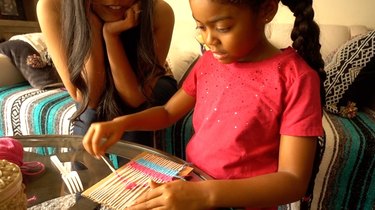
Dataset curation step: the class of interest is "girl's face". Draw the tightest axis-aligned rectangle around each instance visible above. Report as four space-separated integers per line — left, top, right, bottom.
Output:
190 0 267 63
91 0 138 22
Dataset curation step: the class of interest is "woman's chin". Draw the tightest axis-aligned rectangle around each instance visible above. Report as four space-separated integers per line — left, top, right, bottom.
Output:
102 16 123 22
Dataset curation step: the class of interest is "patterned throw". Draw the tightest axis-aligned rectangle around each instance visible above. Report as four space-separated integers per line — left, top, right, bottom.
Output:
310 109 375 210
0 83 75 136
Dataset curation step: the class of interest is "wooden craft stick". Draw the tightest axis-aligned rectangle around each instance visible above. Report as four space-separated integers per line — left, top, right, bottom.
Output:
82 152 193 209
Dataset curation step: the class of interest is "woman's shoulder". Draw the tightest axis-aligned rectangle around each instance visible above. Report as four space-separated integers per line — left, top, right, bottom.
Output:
154 0 173 13
153 0 174 27
36 0 61 31
37 0 60 13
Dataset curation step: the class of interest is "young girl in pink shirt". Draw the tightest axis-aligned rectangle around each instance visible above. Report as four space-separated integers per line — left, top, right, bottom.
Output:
83 0 325 209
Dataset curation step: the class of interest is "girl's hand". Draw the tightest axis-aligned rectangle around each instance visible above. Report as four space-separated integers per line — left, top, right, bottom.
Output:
103 2 141 36
82 120 124 158
127 180 209 210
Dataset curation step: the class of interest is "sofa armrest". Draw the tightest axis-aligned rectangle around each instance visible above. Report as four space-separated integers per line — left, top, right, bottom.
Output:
0 54 26 87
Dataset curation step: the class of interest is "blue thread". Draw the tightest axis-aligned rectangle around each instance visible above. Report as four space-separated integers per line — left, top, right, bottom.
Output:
136 158 179 177
109 154 119 169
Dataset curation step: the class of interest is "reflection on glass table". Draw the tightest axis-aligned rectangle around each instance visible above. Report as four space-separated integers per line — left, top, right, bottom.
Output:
14 135 211 209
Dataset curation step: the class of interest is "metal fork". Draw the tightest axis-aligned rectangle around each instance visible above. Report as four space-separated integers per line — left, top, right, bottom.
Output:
50 155 84 194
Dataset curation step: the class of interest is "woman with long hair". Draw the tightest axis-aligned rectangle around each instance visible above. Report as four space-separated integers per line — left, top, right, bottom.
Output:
37 0 177 146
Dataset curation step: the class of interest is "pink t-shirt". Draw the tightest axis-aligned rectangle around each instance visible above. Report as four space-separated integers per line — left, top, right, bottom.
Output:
182 48 323 181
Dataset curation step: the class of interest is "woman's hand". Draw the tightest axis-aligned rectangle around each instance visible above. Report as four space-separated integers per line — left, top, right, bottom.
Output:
127 180 209 210
82 119 125 158
89 8 104 36
103 2 141 36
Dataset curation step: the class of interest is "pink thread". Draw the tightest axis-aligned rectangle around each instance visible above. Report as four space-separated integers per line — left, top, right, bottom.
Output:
114 171 141 190
21 161 45 176
125 182 137 190
111 160 174 190
27 195 37 203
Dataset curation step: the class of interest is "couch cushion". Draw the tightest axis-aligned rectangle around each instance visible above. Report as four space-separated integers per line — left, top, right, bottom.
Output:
0 39 62 89
0 54 26 86
167 48 199 83
265 24 370 60
324 30 375 117
164 0 202 83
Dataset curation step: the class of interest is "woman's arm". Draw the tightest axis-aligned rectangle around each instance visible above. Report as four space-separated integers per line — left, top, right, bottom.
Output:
102 3 145 107
36 0 79 101
84 12 106 108
83 89 195 157
153 0 175 64
103 0 175 108
129 136 317 209
37 0 106 108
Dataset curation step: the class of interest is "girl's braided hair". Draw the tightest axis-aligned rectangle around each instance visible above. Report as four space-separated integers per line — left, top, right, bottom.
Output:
281 0 326 104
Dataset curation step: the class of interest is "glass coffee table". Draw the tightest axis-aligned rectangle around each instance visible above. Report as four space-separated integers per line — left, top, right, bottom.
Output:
13 135 211 209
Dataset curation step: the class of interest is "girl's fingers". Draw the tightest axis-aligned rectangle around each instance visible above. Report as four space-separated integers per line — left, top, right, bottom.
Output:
129 189 164 209
91 124 104 158
82 126 95 155
101 133 120 154
149 180 162 189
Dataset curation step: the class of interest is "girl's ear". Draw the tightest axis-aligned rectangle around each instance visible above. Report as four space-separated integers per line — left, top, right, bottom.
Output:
261 0 279 23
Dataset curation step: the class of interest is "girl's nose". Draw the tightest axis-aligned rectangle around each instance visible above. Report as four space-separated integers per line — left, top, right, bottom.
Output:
204 31 219 47
204 31 216 46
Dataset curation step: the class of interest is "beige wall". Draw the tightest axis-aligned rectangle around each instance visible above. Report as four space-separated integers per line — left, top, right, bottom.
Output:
273 0 375 29
166 0 374 29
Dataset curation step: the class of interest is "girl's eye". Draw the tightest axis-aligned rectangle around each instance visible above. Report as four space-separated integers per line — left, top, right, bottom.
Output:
195 25 205 31
216 27 230 33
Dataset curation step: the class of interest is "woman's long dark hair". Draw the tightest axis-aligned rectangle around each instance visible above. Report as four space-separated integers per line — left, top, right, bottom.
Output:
61 0 166 122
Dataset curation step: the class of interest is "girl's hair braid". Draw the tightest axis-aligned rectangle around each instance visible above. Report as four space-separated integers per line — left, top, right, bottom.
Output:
280 3 326 207
281 0 326 104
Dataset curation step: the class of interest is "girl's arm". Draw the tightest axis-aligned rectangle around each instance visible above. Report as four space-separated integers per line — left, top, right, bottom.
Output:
103 0 174 108
201 135 317 208
129 135 317 209
82 89 195 157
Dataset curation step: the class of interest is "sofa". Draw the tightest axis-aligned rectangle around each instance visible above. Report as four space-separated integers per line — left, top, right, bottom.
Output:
1 1 374 209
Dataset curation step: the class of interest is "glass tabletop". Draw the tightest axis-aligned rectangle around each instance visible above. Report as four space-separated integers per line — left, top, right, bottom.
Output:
13 135 211 209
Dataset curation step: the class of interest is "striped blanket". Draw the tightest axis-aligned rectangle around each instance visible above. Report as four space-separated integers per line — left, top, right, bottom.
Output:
0 83 75 136
311 109 375 210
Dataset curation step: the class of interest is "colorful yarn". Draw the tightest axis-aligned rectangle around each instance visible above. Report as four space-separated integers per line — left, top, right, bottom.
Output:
82 152 190 209
129 161 174 182
137 158 179 175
